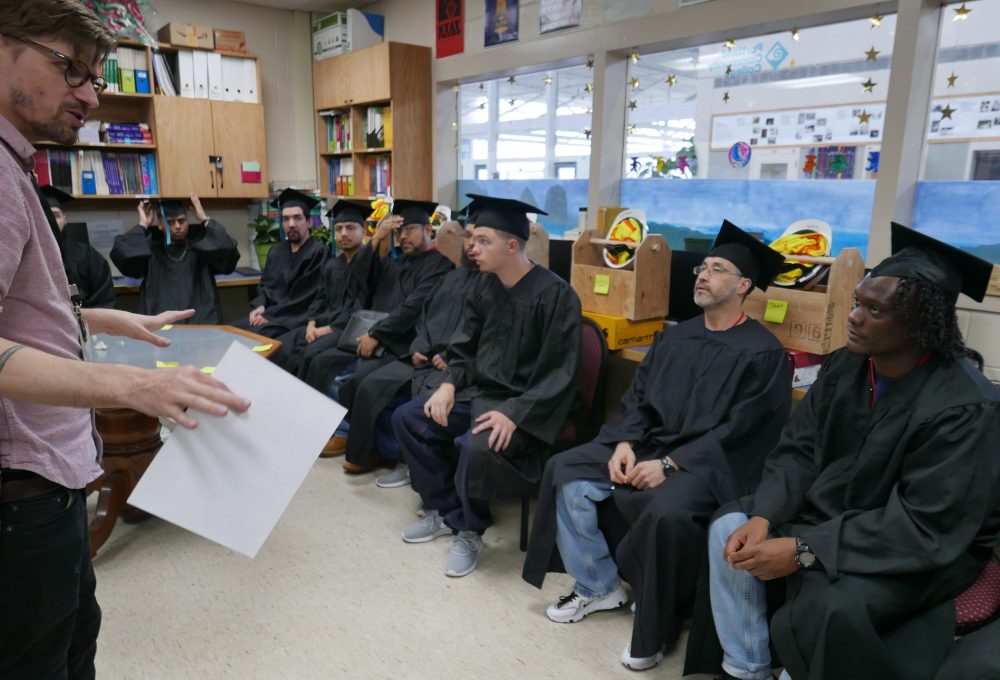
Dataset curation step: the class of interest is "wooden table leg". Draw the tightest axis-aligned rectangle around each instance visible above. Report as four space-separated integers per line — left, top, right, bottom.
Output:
89 409 162 556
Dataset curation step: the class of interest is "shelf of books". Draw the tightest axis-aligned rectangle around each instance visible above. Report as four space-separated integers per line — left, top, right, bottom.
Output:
317 103 394 199
34 148 159 198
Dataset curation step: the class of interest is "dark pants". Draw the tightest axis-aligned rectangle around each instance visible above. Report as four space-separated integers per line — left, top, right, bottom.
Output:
270 327 341 376
391 395 492 534
0 488 102 680
229 316 292 340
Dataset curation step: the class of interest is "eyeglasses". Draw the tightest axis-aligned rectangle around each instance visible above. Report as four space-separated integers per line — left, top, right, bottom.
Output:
693 264 745 278
3 34 107 94
398 224 425 234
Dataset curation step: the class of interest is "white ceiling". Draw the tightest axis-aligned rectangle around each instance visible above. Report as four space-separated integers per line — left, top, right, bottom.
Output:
235 0 379 13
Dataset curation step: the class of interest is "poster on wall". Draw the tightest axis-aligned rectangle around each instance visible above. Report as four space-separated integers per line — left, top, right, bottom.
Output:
540 0 581 34
485 0 519 47
436 0 464 58
928 94 1000 140
711 103 887 150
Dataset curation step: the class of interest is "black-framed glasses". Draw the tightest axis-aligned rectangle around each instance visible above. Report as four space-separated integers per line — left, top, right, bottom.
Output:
693 264 745 278
3 34 107 94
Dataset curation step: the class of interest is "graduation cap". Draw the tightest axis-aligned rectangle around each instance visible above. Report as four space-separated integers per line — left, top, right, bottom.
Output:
392 199 438 226
455 202 483 226
709 219 786 291
464 193 547 240
39 185 73 209
326 199 369 225
157 199 186 220
869 222 993 302
270 188 320 214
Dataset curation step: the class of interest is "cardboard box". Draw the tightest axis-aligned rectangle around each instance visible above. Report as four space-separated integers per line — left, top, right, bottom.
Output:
582 311 664 350
213 29 246 54
158 22 214 49
312 9 384 61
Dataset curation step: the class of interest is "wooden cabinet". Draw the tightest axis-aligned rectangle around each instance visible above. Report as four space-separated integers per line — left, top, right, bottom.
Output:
313 42 431 201
153 90 268 198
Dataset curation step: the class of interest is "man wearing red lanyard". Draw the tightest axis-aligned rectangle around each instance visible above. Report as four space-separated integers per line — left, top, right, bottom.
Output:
523 221 791 672
699 223 1000 680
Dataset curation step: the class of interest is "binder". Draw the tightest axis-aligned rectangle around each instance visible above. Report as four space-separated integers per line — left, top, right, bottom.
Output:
133 48 151 94
221 56 239 101
178 50 195 98
207 52 223 100
241 58 258 103
119 48 136 93
192 50 209 99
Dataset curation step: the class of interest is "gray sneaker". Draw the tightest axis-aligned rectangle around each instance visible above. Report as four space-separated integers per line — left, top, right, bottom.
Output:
444 531 484 577
401 510 451 543
375 463 410 488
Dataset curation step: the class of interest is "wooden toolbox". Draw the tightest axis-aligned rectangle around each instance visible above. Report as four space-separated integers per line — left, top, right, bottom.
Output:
744 248 865 354
571 229 670 321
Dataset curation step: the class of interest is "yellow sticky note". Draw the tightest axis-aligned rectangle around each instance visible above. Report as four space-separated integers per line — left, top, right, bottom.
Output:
764 299 789 324
252 344 273 352
593 274 611 296
200 366 216 374
155 360 179 368
160 324 174 331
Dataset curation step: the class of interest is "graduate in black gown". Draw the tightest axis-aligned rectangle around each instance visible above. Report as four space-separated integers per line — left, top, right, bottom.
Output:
522 220 790 671
340 219 479 481
40 186 114 308
111 194 239 323
271 199 368 379
934 617 1000 680
231 189 327 339
307 199 454 457
697 223 1000 680
392 194 582 578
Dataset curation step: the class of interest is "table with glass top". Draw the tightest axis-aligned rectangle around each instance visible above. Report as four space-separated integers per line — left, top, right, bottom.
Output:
87 325 280 555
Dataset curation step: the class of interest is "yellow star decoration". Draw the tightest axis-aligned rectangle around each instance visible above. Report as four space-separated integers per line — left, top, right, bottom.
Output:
789 58 797 68
629 50 640 64
451 121 458 130
627 124 637 134
939 104 956 120
507 75 516 84
857 110 872 124
478 82 485 90
666 74 678 87
584 128 592 139
628 99 637 110
478 102 486 110
724 39 736 50
630 77 640 89
586 57 594 69
870 11 883 28
947 72 959 88
508 98 517 106
725 64 733 76
452 84 460 92
865 46 880 62
953 2 971 21
791 27 800 41
862 78 877 93
543 74 553 86
723 91 731 104
584 83 594 93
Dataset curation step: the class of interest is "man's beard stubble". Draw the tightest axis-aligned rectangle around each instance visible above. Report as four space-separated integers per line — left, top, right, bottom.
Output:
10 86 78 146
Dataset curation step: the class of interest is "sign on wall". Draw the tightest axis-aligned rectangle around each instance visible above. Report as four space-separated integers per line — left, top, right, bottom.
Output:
928 94 1000 140
436 0 464 58
540 0 581 34
711 103 887 150
485 0 519 47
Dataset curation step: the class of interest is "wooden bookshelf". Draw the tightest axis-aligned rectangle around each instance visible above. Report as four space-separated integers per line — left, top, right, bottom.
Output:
313 42 431 201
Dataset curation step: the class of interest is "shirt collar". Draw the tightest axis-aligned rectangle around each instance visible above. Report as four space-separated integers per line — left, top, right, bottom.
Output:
0 112 37 172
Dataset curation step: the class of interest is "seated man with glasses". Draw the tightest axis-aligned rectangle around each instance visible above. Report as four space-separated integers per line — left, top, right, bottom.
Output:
523 221 791 672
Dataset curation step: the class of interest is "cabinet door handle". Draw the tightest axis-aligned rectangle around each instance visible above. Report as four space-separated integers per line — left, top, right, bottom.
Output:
210 169 215 189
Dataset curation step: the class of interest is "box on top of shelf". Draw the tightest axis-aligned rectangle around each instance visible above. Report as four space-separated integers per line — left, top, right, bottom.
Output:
312 9 384 62
158 22 214 49
213 29 246 54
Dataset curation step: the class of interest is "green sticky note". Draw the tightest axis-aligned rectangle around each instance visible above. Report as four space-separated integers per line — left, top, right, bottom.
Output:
594 274 611 296
155 360 179 368
160 324 174 331
200 366 216 374
252 344 273 352
764 299 789 324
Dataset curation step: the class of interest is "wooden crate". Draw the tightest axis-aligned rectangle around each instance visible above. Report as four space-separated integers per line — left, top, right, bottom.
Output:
744 248 865 354
571 229 670 321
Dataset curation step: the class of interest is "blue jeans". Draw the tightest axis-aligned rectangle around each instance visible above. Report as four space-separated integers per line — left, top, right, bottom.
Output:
709 512 772 680
326 362 356 437
554 479 621 599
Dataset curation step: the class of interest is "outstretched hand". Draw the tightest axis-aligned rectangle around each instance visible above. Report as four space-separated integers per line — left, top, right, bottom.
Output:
82 308 196 347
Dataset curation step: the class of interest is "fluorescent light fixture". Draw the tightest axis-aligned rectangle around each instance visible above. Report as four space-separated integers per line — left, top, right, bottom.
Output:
774 74 863 89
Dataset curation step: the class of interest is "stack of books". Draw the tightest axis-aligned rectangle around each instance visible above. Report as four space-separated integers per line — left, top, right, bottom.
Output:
101 46 151 94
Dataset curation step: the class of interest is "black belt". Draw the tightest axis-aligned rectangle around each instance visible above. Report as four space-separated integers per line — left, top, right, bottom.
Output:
0 469 65 503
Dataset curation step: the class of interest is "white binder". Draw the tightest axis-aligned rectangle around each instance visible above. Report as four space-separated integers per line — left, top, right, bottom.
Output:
241 58 258 104
177 50 195 98
207 52 224 101
192 50 209 99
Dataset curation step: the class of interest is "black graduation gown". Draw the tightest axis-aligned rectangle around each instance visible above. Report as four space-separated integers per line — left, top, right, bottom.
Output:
684 349 1000 679
445 266 582 499
64 239 114 308
342 265 479 466
271 251 366 374
934 617 1000 680
239 238 326 338
110 219 239 323
522 317 791 657
298 244 453 391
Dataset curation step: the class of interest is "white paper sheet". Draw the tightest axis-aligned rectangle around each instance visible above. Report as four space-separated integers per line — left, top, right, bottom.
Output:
128 342 346 558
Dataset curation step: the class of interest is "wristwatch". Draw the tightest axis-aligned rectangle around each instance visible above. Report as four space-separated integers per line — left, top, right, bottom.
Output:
660 456 677 478
794 536 817 569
